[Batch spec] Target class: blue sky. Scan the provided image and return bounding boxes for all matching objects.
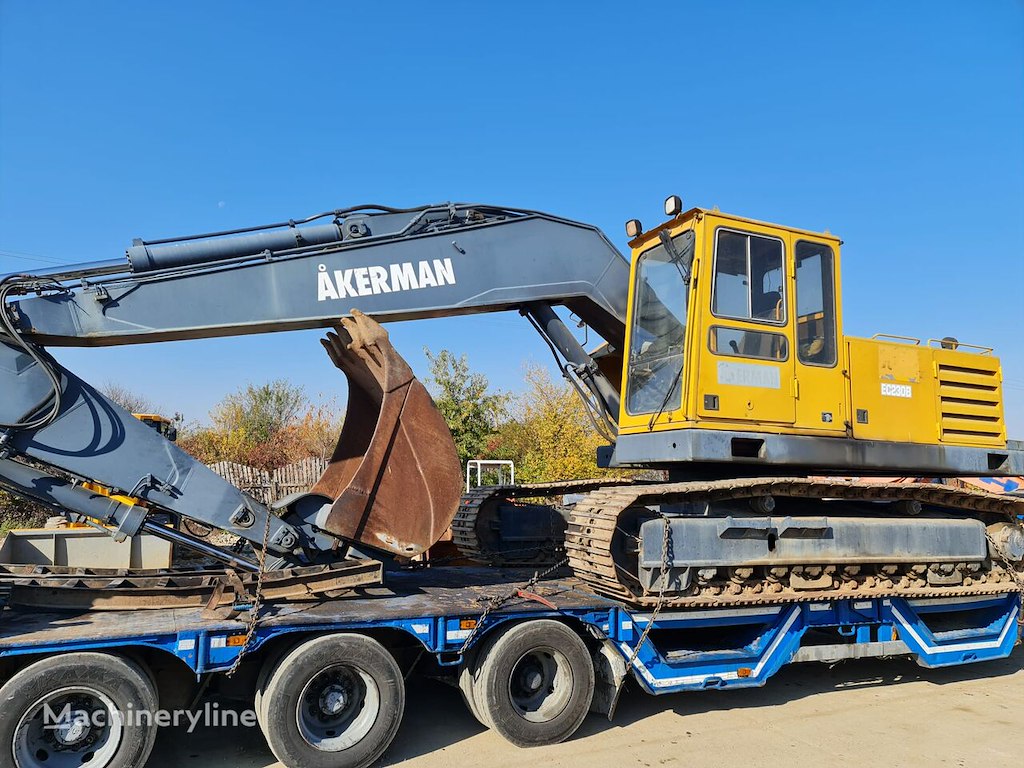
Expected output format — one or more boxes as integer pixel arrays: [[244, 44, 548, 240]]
[[1, 1, 1023, 434]]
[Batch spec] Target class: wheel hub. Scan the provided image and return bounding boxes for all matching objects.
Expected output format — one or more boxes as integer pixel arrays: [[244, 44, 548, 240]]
[[51, 708, 93, 747], [296, 663, 382, 752], [508, 648, 575, 723], [319, 684, 349, 716], [518, 662, 546, 693]]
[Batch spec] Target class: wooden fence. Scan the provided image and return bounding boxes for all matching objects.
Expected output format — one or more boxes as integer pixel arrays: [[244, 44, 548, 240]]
[[208, 457, 328, 504]]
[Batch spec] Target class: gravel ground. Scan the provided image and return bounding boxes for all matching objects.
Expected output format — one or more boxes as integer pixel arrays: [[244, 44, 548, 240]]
[[148, 645, 1024, 768]]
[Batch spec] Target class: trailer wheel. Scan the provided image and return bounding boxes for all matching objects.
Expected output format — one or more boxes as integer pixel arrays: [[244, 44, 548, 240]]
[[254, 639, 298, 729], [457, 647, 490, 727], [260, 633, 405, 768], [475, 619, 594, 747], [0, 652, 158, 768]]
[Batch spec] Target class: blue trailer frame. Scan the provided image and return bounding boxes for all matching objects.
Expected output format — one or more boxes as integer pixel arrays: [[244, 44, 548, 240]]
[[1, 569, 1018, 695]]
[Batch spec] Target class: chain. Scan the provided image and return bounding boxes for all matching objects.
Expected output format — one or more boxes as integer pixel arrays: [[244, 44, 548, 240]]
[[626, 517, 671, 670], [985, 531, 1024, 626], [226, 506, 273, 676], [457, 557, 569, 654]]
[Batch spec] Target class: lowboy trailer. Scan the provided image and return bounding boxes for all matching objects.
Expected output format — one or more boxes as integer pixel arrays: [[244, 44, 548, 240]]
[[0, 567, 1019, 768]]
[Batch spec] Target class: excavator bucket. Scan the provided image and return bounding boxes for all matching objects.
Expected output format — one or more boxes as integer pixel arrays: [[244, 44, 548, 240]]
[[311, 310, 463, 558]]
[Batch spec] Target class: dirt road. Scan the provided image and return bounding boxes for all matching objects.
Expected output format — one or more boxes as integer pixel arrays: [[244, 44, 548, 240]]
[[149, 646, 1023, 768]]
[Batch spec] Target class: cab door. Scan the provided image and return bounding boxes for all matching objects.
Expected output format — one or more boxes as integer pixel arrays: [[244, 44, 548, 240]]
[[695, 223, 796, 426], [790, 238, 847, 432]]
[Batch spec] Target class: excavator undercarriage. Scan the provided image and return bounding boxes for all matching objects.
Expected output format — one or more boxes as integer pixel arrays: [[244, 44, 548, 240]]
[[453, 476, 1024, 606]]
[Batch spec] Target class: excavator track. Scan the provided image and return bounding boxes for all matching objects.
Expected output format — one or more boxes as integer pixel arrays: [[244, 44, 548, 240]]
[[452, 478, 634, 565], [0, 559, 383, 611], [565, 477, 1024, 609]]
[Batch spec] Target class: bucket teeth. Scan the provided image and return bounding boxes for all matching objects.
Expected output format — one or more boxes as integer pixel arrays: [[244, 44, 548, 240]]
[[311, 310, 462, 558]]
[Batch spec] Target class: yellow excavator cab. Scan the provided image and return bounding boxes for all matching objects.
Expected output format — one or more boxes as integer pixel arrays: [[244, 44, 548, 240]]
[[618, 207, 1008, 450]]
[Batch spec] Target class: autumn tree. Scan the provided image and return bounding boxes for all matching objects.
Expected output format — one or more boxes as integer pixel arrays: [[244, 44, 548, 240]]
[[296, 398, 346, 462], [491, 364, 621, 482], [178, 381, 344, 470], [424, 348, 508, 465]]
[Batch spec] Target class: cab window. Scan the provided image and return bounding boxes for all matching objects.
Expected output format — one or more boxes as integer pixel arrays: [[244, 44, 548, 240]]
[[794, 241, 837, 366], [625, 231, 692, 415], [710, 326, 788, 361], [712, 230, 785, 324]]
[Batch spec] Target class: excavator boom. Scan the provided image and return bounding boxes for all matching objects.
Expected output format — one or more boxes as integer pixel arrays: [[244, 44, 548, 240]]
[[0, 204, 630, 568]]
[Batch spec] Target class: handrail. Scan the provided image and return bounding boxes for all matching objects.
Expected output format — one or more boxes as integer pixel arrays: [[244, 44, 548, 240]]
[[926, 338, 994, 355], [871, 333, 921, 345]]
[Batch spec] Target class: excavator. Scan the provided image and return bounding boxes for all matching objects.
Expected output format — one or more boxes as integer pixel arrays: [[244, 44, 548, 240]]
[[0, 198, 1021, 609]]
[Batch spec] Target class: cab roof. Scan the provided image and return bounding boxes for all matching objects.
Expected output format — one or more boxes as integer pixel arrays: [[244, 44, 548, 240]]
[[627, 207, 842, 250]]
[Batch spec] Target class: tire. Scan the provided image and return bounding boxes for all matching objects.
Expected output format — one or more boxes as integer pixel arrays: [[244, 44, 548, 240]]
[[259, 633, 405, 768], [0, 652, 159, 768], [457, 645, 490, 728], [475, 619, 595, 747], [458, 622, 521, 729], [254, 639, 299, 730]]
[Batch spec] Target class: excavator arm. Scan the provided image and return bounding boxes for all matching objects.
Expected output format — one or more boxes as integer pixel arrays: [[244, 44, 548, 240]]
[[0, 204, 630, 567]]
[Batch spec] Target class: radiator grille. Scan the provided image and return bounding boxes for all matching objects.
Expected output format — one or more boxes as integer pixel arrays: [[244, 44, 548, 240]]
[[936, 362, 1004, 444]]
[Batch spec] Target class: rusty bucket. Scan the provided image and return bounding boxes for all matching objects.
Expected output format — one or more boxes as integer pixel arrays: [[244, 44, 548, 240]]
[[311, 310, 463, 558]]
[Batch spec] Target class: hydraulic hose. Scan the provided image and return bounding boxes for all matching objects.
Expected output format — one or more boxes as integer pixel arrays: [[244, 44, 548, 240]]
[[0, 275, 65, 431]]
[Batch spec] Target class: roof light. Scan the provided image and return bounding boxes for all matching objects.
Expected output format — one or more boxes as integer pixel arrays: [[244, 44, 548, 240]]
[[664, 195, 683, 217], [625, 219, 643, 238]]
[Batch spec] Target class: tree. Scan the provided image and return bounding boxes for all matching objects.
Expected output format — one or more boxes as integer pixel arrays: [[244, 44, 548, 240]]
[[490, 364, 623, 482], [212, 380, 307, 444], [294, 398, 346, 462], [177, 381, 346, 470], [100, 382, 158, 414], [424, 348, 508, 465]]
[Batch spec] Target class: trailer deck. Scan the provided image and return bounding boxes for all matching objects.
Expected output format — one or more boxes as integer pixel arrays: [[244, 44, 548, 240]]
[[0, 568, 615, 668], [2, 567, 1018, 687]]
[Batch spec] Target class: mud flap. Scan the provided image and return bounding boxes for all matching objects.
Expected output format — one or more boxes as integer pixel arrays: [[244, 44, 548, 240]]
[[311, 310, 463, 558], [591, 640, 629, 720]]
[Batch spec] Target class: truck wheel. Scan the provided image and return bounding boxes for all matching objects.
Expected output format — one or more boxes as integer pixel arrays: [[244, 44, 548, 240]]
[[0, 652, 158, 768], [457, 646, 490, 727], [254, 639, 297, 729], [260, 633, 405, 768], [475, 619, 594, 747]]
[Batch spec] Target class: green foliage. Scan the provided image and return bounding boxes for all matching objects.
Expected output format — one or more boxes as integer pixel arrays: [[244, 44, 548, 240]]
[[213, 380, 308, 444], [422, 351, 621, 482], [424, 348, 508, 465]]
